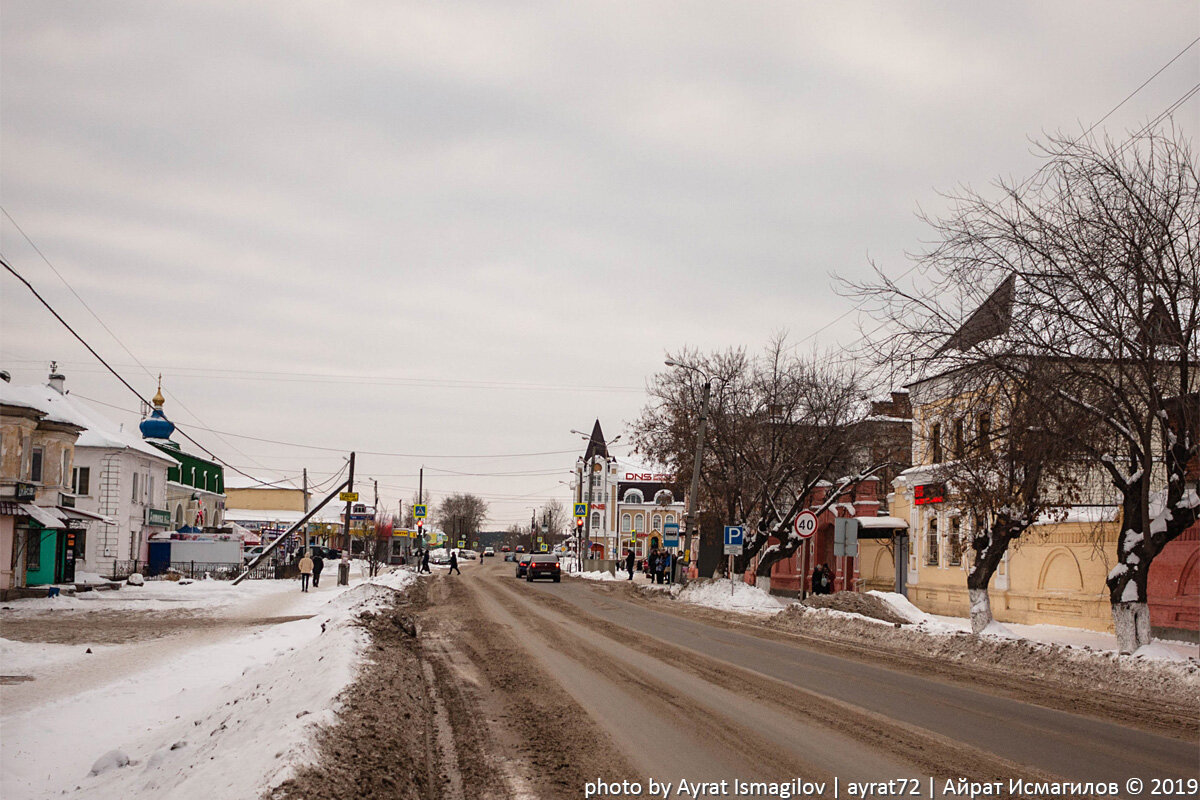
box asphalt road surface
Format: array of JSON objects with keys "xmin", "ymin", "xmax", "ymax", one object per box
[{"xmin": 278, "ymin": 559, "xmax": 1198, "ymax": 800}]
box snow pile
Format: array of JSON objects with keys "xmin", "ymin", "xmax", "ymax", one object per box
[
  {"xmin": 677, "ymin": 579, "xmax": 791, "ymax": 614},
  {"xmin": 0, "ymin": 576, "xmax": 296, "ymax": 614},
  {"xmin": 574, "ymin": 570, "xmax": 622, "ymax": 582},
  {"xmin": 1, "ymin": 570, "xmax": 417, "ymax": 800},
  {"xmin": 802, "ymin": 591, "xmax": 910, "ymax": 625},
  {"xmin": 867, "ymin": 591, "xmax": 929, "ymax": 624}
]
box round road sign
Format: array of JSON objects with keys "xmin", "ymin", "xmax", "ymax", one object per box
[{"xmin": 793, "ymin": 510, "xmax": 818, "ymax": 539}]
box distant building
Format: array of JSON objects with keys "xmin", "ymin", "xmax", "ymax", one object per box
[
  {"xmin": 570, "ymin": 420, "xmax": 684, "ymax": 559},
  {"xmin": 140, "ymin": 387, "xmax": 227, "ymax": 538}
]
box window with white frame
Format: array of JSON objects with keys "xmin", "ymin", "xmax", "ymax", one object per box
[
  {"xmin": 72, "ymin": 466, "xmax": 91, "ymax": 496},
  {"xmin": 652, "ymin": 514, "xmax": 662, "ymax": 532},
  {"xmin": 925, "ymin": 517, "xmax": 939, "ymax": 566},
  {"xmin": 620, "ymin": 513, "xmax": 631, "ymax": 533},
  {"xmin": 624, "ymin": 489, "xmax": 644, "ymax": 504},
  {"xmin": 634, "ymin": 512, "xmax": 644, "ymax": 532},
  {"xmin": 948, "ymin": 517, "xmax": 963, "ymax": 566}
]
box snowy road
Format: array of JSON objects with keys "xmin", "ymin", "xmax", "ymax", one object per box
[{"xmin": 475, "ymin": 563, "xmax": 1197, "ymax": 788}]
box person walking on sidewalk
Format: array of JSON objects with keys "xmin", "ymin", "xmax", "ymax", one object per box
[
  {"xmin": 448, "ymin": 550, "xmax": 461, "ymax": 575},
  {"xmin": 420, "ymin": 550, "xmax": 431, "ymax": 573},
  {"xmin": 625, "ymin": 549, "xmax": 635, "ymax": 580},
  {"xmin": 298, "ymin": 551, "xmax": 313, "ymax": 593},
  {"xmin": 312, "ymin": 551, "xmax": 326, "ymax": 587}
]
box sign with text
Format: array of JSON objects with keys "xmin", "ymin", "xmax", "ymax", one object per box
[
  {"xmin": 793, "ymin": 510, "xmax": 818, "ymax": 539},
  {"xmin": 339, "ymin": 491, "xmax": 359, "ymax": 502},
  {"xmin": 913, "ymin": 483, "xmax": 945, "ymax": 505},
  {"xmin": 723, "ymin": 525, "xmax": 744, "ymax": 555}
]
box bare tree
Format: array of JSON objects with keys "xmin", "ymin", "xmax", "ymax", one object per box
[
  {"xmin": 850, "ymin": 126, "xmax": 1199, "ymax": 651},
  {"xmin": 539, "ymin": 499, "xmax": 569, "ymax": 543},
  {"xmin": 436, "ymin": 493, "xmax": 489, "ymax": 547},
  {"xmin": 633, "ymin": 334, "xmax": 890, "ymax": 578}
]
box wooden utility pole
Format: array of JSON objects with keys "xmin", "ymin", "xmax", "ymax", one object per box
[{"xmin": 339, "ymin": 453, "xmax": 355, "ymax": 585}]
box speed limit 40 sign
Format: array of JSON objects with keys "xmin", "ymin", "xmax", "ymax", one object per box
[{"xmin": 793, "ymin": 510, "xmax": 818, "ymax": 539}]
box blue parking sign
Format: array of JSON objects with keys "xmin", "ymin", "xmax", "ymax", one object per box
[{"xmin": 724, "ymin": 525, "xmax": 744, "ymax": 555}]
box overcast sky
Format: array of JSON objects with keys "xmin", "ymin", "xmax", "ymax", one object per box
[{"xmin": 2, "ymin": 2, "xmax": 1197, "ymax": 527}]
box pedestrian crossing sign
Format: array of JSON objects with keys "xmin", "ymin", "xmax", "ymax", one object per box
[
  {"xmin": 457, "ymin": 540, "xmax": 466, "ymax": 548},
  {"xmin": 573, "ymin": 503, "xmax": 588, "ymax": 517},
  {"xmin": 414, "ymin": 504, "xmax": 427, "ymax": 519}
]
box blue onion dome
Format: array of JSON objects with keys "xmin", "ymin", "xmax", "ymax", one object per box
[{"xmin": 140, "ymin": 380, "xmax": 176, "ymax": 440}]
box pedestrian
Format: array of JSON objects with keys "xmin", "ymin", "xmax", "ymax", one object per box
[
  {"xmin": 660, "ymin": 550, "xmax": 672, "ymax": 584},
  {"xmin": 421, "ymin": 550, "xmax": 431, "ymax": 573},
  {"xmin": 625, "ymin": 548, "xmax": 635, "ymax": 580},
  {"xmin": 811, "ymin": 564, "xmax": 824, "ymax": 595},
  {"xmin": 311, "ymin": 552, "xmax": 324, "ymax": 588},
  {"xmin": 822, "ymin": 563, "xmax": 835, "ymax": 594},
  {"xmin": 448, "ymin": 550, "xmax": 461, "ymax": 575},
  {"xmin": 646, "ymin": 549, "xmax": 657, "ymax": 580},
  {"xmin": 298, "ymin": 550, "xmax": 313, "ymax": 593},
  {"xmin": 654, "ymin": 551, "xmax": 666, "ymax": 584}
]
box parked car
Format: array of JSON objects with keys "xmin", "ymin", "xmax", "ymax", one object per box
[
  {"xmin": 515, "ymin": 554, "xmax": 533, "ymax": 578},
  {"xmin": 483, "ymin": 547, "xmax": 495, "ymax": 557},
  {"xmin": 242, "ymin": 545, "xmax": 265, "ymax": 564},
  {"xmin": 457, "ymin": 549, "xmax": 477, "ymax": 561},
  {"xmin": 429, "ymin": 549, "xmax": 452, "ymax": 566},
  {"xmin": 525, "ymin": 554, "xmax": 561, "ymax": 582},
  {"xmin": 504, "ymin": 552, "xmax": 516, "ymax": 562},
  {"xmin": 305, "ymin": 546, "xmax": 341, "ymax": 560}
]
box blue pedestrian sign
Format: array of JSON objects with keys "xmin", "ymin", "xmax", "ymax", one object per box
[
  {"xmin": 573, "ymin": 503, "xmax": 588, "ymax": 518},
  {"xmin": 724, "ymin": 525, "xmax": 744, "ymax": 555},
  {"xmin": 413, "ymin": 504, "xmax": 427, "ymax": 519}
]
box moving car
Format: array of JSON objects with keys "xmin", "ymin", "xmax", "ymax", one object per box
[
  {"xmin": 483, "ymin": 547, "xmax": 495, "ymax": 557},
  {"xmin": 504, "ymin": 552, "xmax": 516, "ymax": 562},
  {"xmin": 515, "ymin": 545, "xmax": 525, "ymax": 552},
  {"xmin": 515, "ymin": 553, "xmax": 533, "ymax": 578},
  {"xmin": 429, "ymin": 548, "xmax": 452, "ymax": 566},
  {"xmin": 500, "ymin": 545, "xmax": 511, "ymax": 552},
  {"xmin": 525, "ymin": 554, "xmax": 561, "ymax": 582}
]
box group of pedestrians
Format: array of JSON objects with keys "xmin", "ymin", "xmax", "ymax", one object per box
[
  {"xmin": 810, "ymin": 563, "xmax": 835, "ymax": 595},
  {"xmin": 624, "ymin": 548, "xmax": 674, "ymax": 584},
  {"xmin": 296, "ymin": 549, "xmax": 325, "ymax": 592}
]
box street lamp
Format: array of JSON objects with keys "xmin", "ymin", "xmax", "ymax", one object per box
[{"xmin": 665, "ymin": 359, "xmax": 716, "ymax": 578}]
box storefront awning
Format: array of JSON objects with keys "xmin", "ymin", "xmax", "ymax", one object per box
[
  {"xmin": 18, "ymin": 504, "xmax": 67, "ymax": 529},
  {"xmin": 57, "ymin": 506, "xmax": 116, "ymax": 525},
  {"xmin": 856, "ymin": 515, "xmax": 909, "ymax": 540}
]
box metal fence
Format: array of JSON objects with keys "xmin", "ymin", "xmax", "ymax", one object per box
[{"xmin": 106, "ymin": 560, "xmax": 281, "ymax": 581}]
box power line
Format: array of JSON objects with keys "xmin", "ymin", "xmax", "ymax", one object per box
[
  {"xmin": 69, "ymin": 392, "xmax": 586, "ymax": 460},
  {"xmin": 1, "ymin": 255, "xmax": 269, "ymax": 483}
]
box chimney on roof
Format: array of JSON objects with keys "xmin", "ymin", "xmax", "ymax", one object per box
[{"xmin": 49, "ymin": 361, "xmax": 66, "ymax": 394}]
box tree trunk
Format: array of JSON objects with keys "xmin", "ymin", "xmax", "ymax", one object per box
[
  {"xmin": 966, "ymin": 523, "xmax": 1014, "ymax": 635},
  {"xmin": 1111, "ymin": 602, "xmax": 1152, "ymax": 653},
  {"xmin": 1107, "ymin": 485, "xmax": 1152, "ymax": 653},
  {"xmin": 968, "ymin": 588, "xmax": 993, "ymax": 634}
]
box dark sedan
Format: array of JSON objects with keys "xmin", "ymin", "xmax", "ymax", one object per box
[
  {"xmin": 524, "ymin": 554, "xmax": 561, "ymax": 582},
  {"xmin": 515, "ymin": 554, "xmax": 533, "ymax": 578}
]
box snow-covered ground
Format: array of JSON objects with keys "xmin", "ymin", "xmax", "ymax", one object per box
[
  {"xmin": 866, "ymin": 590, "xmax": 1198, "ymax": 662},
  {"xmin": 644, "ymin": 578, "xmax": 1197, "ymax": 663},
  {"xmin": 0, "ymin": 569, "xmax": 418, "ymax": 800}
]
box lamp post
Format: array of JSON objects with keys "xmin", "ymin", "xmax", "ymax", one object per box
[{"xmin": 664, "ymin": 360, "xmax": 714, "ymax": 577}]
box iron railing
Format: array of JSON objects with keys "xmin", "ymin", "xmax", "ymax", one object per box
[{"xmin": 106, "ymin": 559, "xmax": 282, "ymax": 581}]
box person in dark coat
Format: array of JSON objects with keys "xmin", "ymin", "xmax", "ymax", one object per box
[
  {"xmin": 659, "ymin": 551, "xmax": 671, "ymax": 584},
  {"xmin": 311, "ymin": 552, "xmax": 325, "ymax": 588},
  {"xmin": 625, "ymin": 549, "xmax": 635, "ymax": 580},
  {"xmin": 811, "ymin": 564, "xmax": 826, "ymax": 595},
  {"xmin": 822, "ymin": 564, "xmax": 835, "ymax": 594},
  {"xmin": 448, "ymin": 550, "xmax": 461, "ymax": 575},
  {"xmin": 420, "ymin": 550, "xmax": 431, "ymax": 573}
]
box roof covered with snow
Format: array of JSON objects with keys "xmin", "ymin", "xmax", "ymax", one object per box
[{"xmin": 0, "ymin": 382, "xmax": 179, "ymax": 466}]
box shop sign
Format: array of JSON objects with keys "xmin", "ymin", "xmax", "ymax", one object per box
[
  {"xmin": 15, "ymin": 482, "xmax": 36, "ymax": 501},
  {"xmin": 913, "ymin": 483, "xmax": 946, "ymax": 505},
  {"xmin": 147, "ymin": 507, "xmax": 172, "ymax": 527}
]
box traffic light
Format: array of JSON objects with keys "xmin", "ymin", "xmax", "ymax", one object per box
[{"xmin": 576, "ymin": 517, "xmax": 584, "ymax": 529}]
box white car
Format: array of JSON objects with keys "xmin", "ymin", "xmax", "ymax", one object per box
[{"xmin": 483, "ymin": 547, "xmax": 495, "ymax": 557}]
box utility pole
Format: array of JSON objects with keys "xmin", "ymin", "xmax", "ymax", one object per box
[
  {"xmin": 339, "ymin": 452, "xmax": 354, "ymax": 585},
  {"xmin": 302, "ymin": 468, "xmax": 309, "ymax": 551}
]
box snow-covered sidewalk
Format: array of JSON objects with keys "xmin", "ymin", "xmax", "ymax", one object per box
[{"xmin": 0, "ymin": 568, "xmax": 419, "ymax": 800}]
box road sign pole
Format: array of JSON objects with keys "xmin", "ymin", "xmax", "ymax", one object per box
[{"xmin": 339, "ymin": 452, "xmax": 354, "ymax": 586}]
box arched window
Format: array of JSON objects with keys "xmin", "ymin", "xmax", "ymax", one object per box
[
  {"xmin": 591, "ymin": 511, "xmax": 600, "ymax": 529},
  {"xmin": 654, "ymin": 489, "xmax": 673, "ymax": 505},
  {"xmin": 665, "ymin": 513, "xmax": 675, "ymax": 526},
  {"xmin": 652, "ymin": 514, "xmax": 662, "ymax": 532},
  {"xmin": 620, "ymin": 513, "xmax": 631, "ymax": 533},
  {"xmin": 623, "ymin": 489, "xmax": 644, "ymax": 504},
  {"xmin": 634, "ymin": 513, "xmax": 644, "ymax": 532},
  {"xmin": 174, "ymin": 504, "xmax": 184, "ymax": 527}
]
